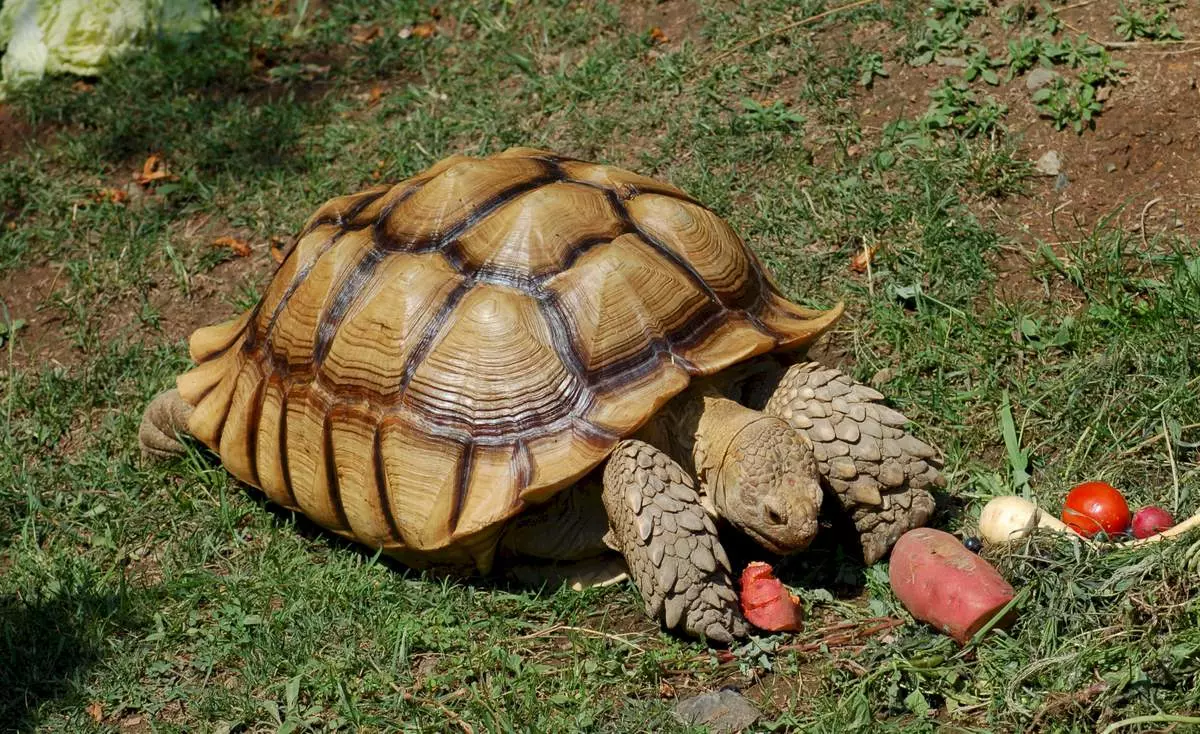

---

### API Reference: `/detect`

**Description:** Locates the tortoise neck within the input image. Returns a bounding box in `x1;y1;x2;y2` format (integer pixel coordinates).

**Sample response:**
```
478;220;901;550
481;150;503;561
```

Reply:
636;385;768;500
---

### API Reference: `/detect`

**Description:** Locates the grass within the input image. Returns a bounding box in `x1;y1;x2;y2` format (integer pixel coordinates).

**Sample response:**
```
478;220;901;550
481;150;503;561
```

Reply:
1;0;1197;731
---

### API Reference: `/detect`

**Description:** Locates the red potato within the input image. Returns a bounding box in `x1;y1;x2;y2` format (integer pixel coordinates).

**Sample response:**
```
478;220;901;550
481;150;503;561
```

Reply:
889;528;1017;644
739;562;803;632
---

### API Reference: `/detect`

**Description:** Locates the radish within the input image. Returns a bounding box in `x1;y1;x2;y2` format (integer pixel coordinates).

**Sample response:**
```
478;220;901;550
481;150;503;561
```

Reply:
889;528;1017;644
1132;506;1175;539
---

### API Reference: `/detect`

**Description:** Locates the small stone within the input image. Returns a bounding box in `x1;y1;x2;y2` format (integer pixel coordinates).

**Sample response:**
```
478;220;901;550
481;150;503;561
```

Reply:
1035;150;1062;176
1105;162;1118;173
935;55;968;68
1026;68;1057;92
870;367;894;388
674;690;761;734
1054;172;1070;192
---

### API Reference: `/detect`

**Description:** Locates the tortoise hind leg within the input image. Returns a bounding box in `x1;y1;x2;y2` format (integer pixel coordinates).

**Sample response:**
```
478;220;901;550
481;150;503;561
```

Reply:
763;362;941;564
602;440;746;644
139;388;193;461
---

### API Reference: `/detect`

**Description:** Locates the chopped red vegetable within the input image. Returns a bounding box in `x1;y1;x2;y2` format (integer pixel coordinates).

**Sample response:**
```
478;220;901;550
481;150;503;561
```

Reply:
1061;481;1131;538
1132;506;1175;539
739;562;803;632
889;528;1017;645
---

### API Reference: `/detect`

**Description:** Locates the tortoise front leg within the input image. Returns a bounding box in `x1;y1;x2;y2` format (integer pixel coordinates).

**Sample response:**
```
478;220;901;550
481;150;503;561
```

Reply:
763;362;941;564
138;388;193;461
602;440;746;644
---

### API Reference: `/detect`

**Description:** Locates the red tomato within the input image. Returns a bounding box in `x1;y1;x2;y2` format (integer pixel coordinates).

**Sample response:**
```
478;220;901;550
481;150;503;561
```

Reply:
1060;481;1131;538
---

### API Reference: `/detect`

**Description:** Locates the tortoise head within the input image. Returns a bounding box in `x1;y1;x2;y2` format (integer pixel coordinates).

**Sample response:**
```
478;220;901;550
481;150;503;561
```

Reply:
697;399;823;555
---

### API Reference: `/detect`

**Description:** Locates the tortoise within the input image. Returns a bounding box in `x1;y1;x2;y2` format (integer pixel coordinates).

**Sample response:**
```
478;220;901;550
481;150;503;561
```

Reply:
140;147;941;642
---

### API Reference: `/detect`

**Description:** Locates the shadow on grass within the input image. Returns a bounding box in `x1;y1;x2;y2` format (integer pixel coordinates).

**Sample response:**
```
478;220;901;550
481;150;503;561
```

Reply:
0;585;144;731
3;14;410;181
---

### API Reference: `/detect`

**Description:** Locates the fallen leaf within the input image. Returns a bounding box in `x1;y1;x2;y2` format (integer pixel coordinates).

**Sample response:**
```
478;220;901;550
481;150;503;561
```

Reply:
411;21;437;38
212;235;252;258
269;236;288;263
134;154;177;186
87;702;103;722
367;84;384;106
73;80;94;93
93;188;128;205
850;244;879;273
351;24;382;44
648;26;669;45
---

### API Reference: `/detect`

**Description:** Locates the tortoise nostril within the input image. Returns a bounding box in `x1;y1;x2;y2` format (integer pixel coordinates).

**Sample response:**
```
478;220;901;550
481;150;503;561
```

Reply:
763;500;787;527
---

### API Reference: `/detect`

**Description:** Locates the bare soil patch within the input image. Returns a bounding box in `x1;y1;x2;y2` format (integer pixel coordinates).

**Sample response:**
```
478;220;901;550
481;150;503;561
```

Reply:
843;3;1200;306
620;0;706;51
1;241;270;373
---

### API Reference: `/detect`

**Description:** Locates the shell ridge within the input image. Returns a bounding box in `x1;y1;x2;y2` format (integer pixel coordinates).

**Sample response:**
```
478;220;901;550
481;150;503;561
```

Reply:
258;229;346;365
311;246;385;367
372;423;403;544
301;186;391;239
243;375;267;488
323;409;352;531
277;384;299;508
378;166;561;255
449;441;476;534
397;280;472;397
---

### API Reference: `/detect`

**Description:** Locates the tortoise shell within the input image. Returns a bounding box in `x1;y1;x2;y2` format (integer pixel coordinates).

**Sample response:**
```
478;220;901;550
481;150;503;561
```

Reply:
175;147;842;570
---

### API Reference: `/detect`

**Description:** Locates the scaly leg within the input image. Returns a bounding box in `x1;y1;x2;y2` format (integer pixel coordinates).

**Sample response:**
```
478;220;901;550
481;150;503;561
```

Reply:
764;363;941;563
601;440;746;643
138;388;193;461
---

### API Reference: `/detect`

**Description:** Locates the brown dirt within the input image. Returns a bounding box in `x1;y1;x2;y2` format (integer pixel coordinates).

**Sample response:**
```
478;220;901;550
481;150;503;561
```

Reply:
1;230;271;373
0;103;43;159
845;2;1200;306
620;0;707;52
0;263;77;370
